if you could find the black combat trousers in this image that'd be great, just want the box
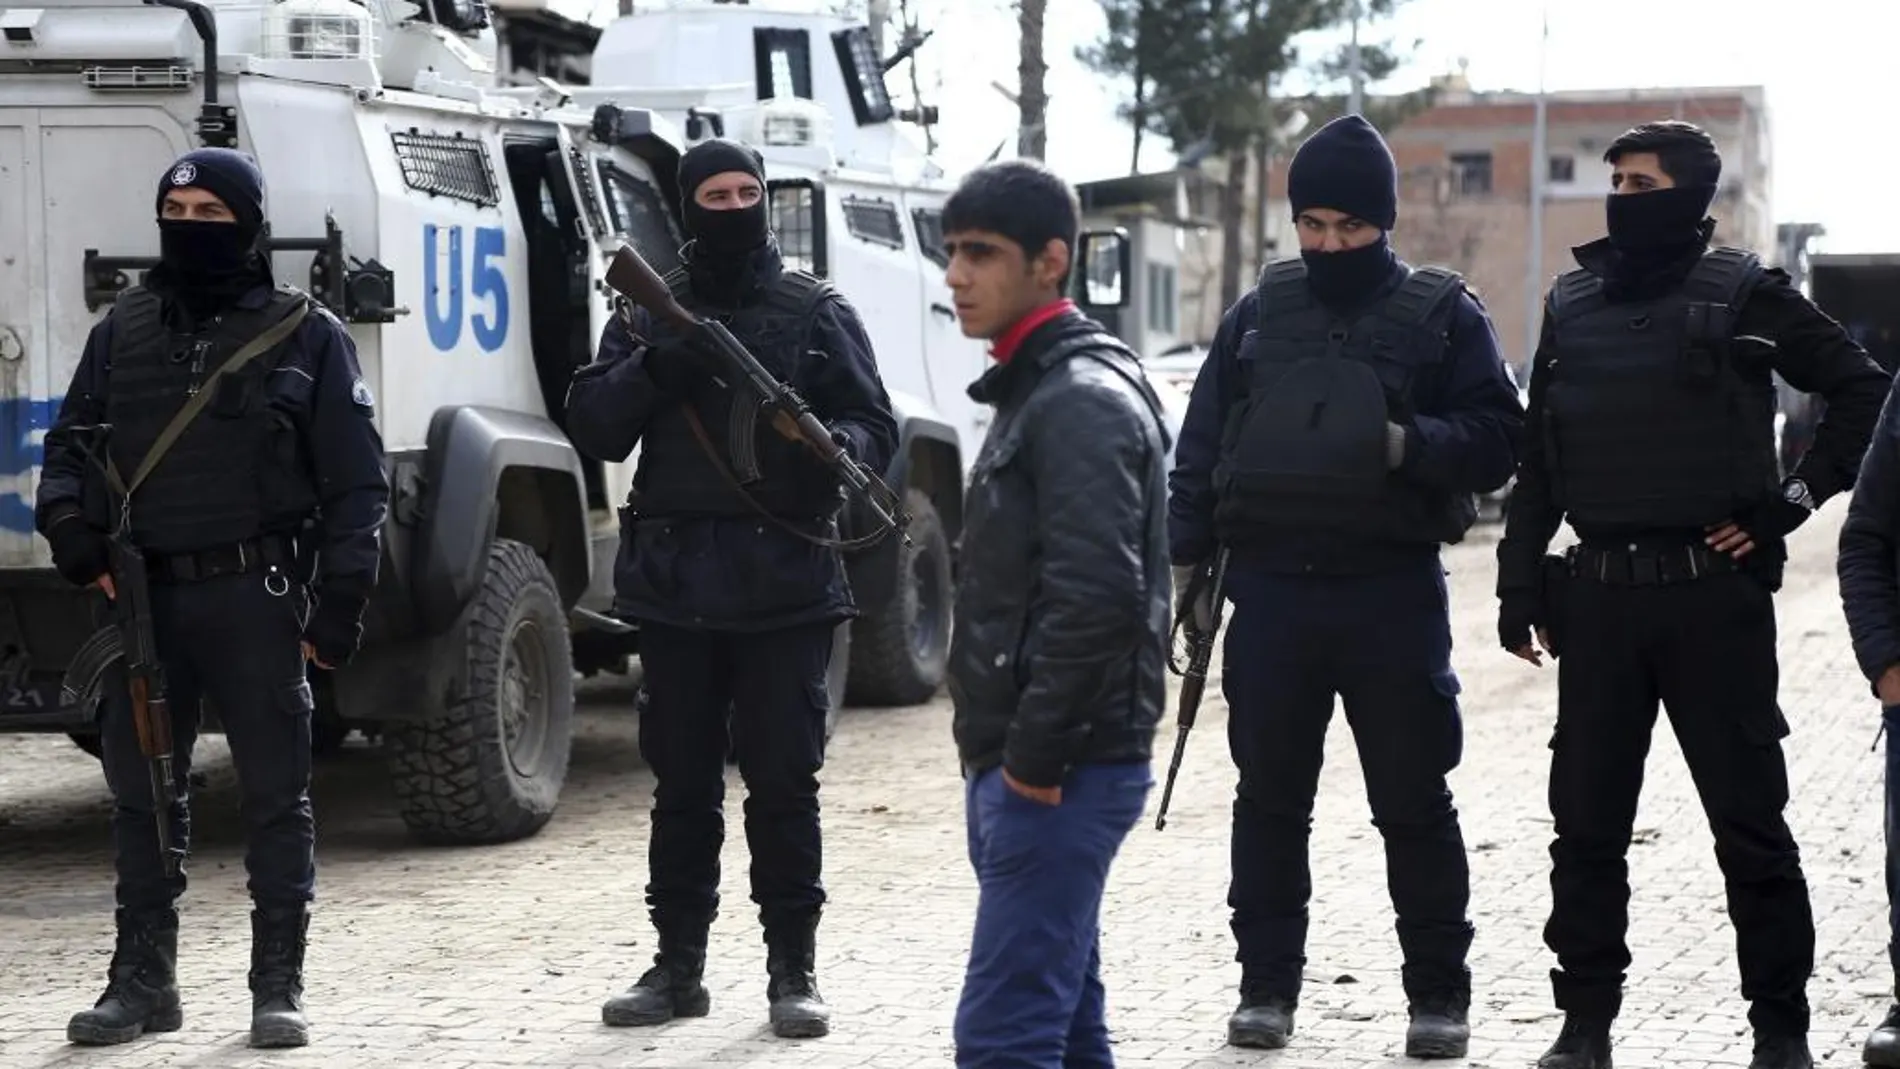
[98,567,317,914]
[637,621,832,940]
[1221,555,1474,1005]
[1545,553,1813,1037]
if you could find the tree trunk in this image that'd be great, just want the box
[1017,0,1048,159]
[1219,148,1248,309]
[1129,0,1150,173]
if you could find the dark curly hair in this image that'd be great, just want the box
[941,158,1082,283]
[1604,120,1722,189]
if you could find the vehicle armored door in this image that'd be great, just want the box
[903,192,989,460]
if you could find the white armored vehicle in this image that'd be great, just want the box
[0,0,1134,842]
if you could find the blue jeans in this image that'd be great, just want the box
[954,761,1152,1069]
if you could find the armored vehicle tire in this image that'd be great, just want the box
[69,732,103,760]
[847,488,952,707]
[385,538,576,845]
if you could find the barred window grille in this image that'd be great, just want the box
[912,207,946,268]
[390,131,499,207]
[598,162,684,278]
[842,195,903,251]
[771,184,819,275]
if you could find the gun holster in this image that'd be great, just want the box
[1540,552,1572,657]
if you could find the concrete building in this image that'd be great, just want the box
[1176,78,1773,375]
[1075,171,1211,359]
[489,0,602,86]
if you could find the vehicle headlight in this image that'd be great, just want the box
[288,14,365,58]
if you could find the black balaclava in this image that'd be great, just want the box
[1285,114,1401,309]
[153,148,271,314]
[1604,183,1718,279]
[677,138,771,299]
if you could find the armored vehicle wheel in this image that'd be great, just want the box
[847,488,952,706]
[69,732,103,760]
[386,538,575,845]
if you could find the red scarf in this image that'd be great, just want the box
[989,299,1077,364]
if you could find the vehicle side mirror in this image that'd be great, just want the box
[1076,228,1132,309]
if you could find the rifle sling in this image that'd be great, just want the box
[107,301,311,500]
[680,402,887,552]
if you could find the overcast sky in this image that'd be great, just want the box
[598,1,1896,254]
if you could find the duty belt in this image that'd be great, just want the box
[1566,542,1739,587]
[145,534,297,585]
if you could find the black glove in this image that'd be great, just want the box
[1738,496,1813,544]
[1497,587,1545,653]
[827,424,858,462]
[1171,562,1214,637]
[304,585,369,668]
[44,510,109,589]
[641,337,705,397]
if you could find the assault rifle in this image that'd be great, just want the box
[1154,545,1231,831]
[603,243,910,546]
[59,423,186,879]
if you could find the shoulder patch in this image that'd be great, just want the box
[350,377,375,411]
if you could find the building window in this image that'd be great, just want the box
[1548,154,1576,183]
[1146,262,1176,334]
[1449,152,1492,197]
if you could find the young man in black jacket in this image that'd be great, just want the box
[1837,376,1900,1068]
[939,158,1174,1068]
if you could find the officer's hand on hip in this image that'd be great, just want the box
[93,574,116,601]
[300,642,333,671]
[1705,487,1814,560]
[1002,768,1061,806]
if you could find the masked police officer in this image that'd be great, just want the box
[1497,120,1888,1069]
[565,138,898,1039]
[36,148,389,1049]
[1169,114,1524,1058]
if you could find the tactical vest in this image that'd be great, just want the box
[630,267,843,519]
[1212,258,1477,546]
[105,285,316,555]
[1541,245,1778,529]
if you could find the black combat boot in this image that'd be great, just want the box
[1226,989,1296,1049]
[67,907,183,1046]
[1749,1033,1813,1069]
[1404,991,1471,1059]
[1537,1014,1613,1069]
[764,918,830,1039]
[248,906,310,1049]
[1865,1001,1900,1067]
[601,928,711,1027]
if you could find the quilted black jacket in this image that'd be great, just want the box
[1839,375,1900,692]
[948,311,1175,787]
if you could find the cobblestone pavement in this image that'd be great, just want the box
[1,507,1892,1069]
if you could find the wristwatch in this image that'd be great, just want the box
[1782,478,1816,511]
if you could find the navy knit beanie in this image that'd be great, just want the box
[155,148,266,231]
[1286,114,1399,231]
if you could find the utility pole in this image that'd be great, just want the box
[1347,0,1364,115]
[868,0,890,56]
[1524,0,1549,378]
